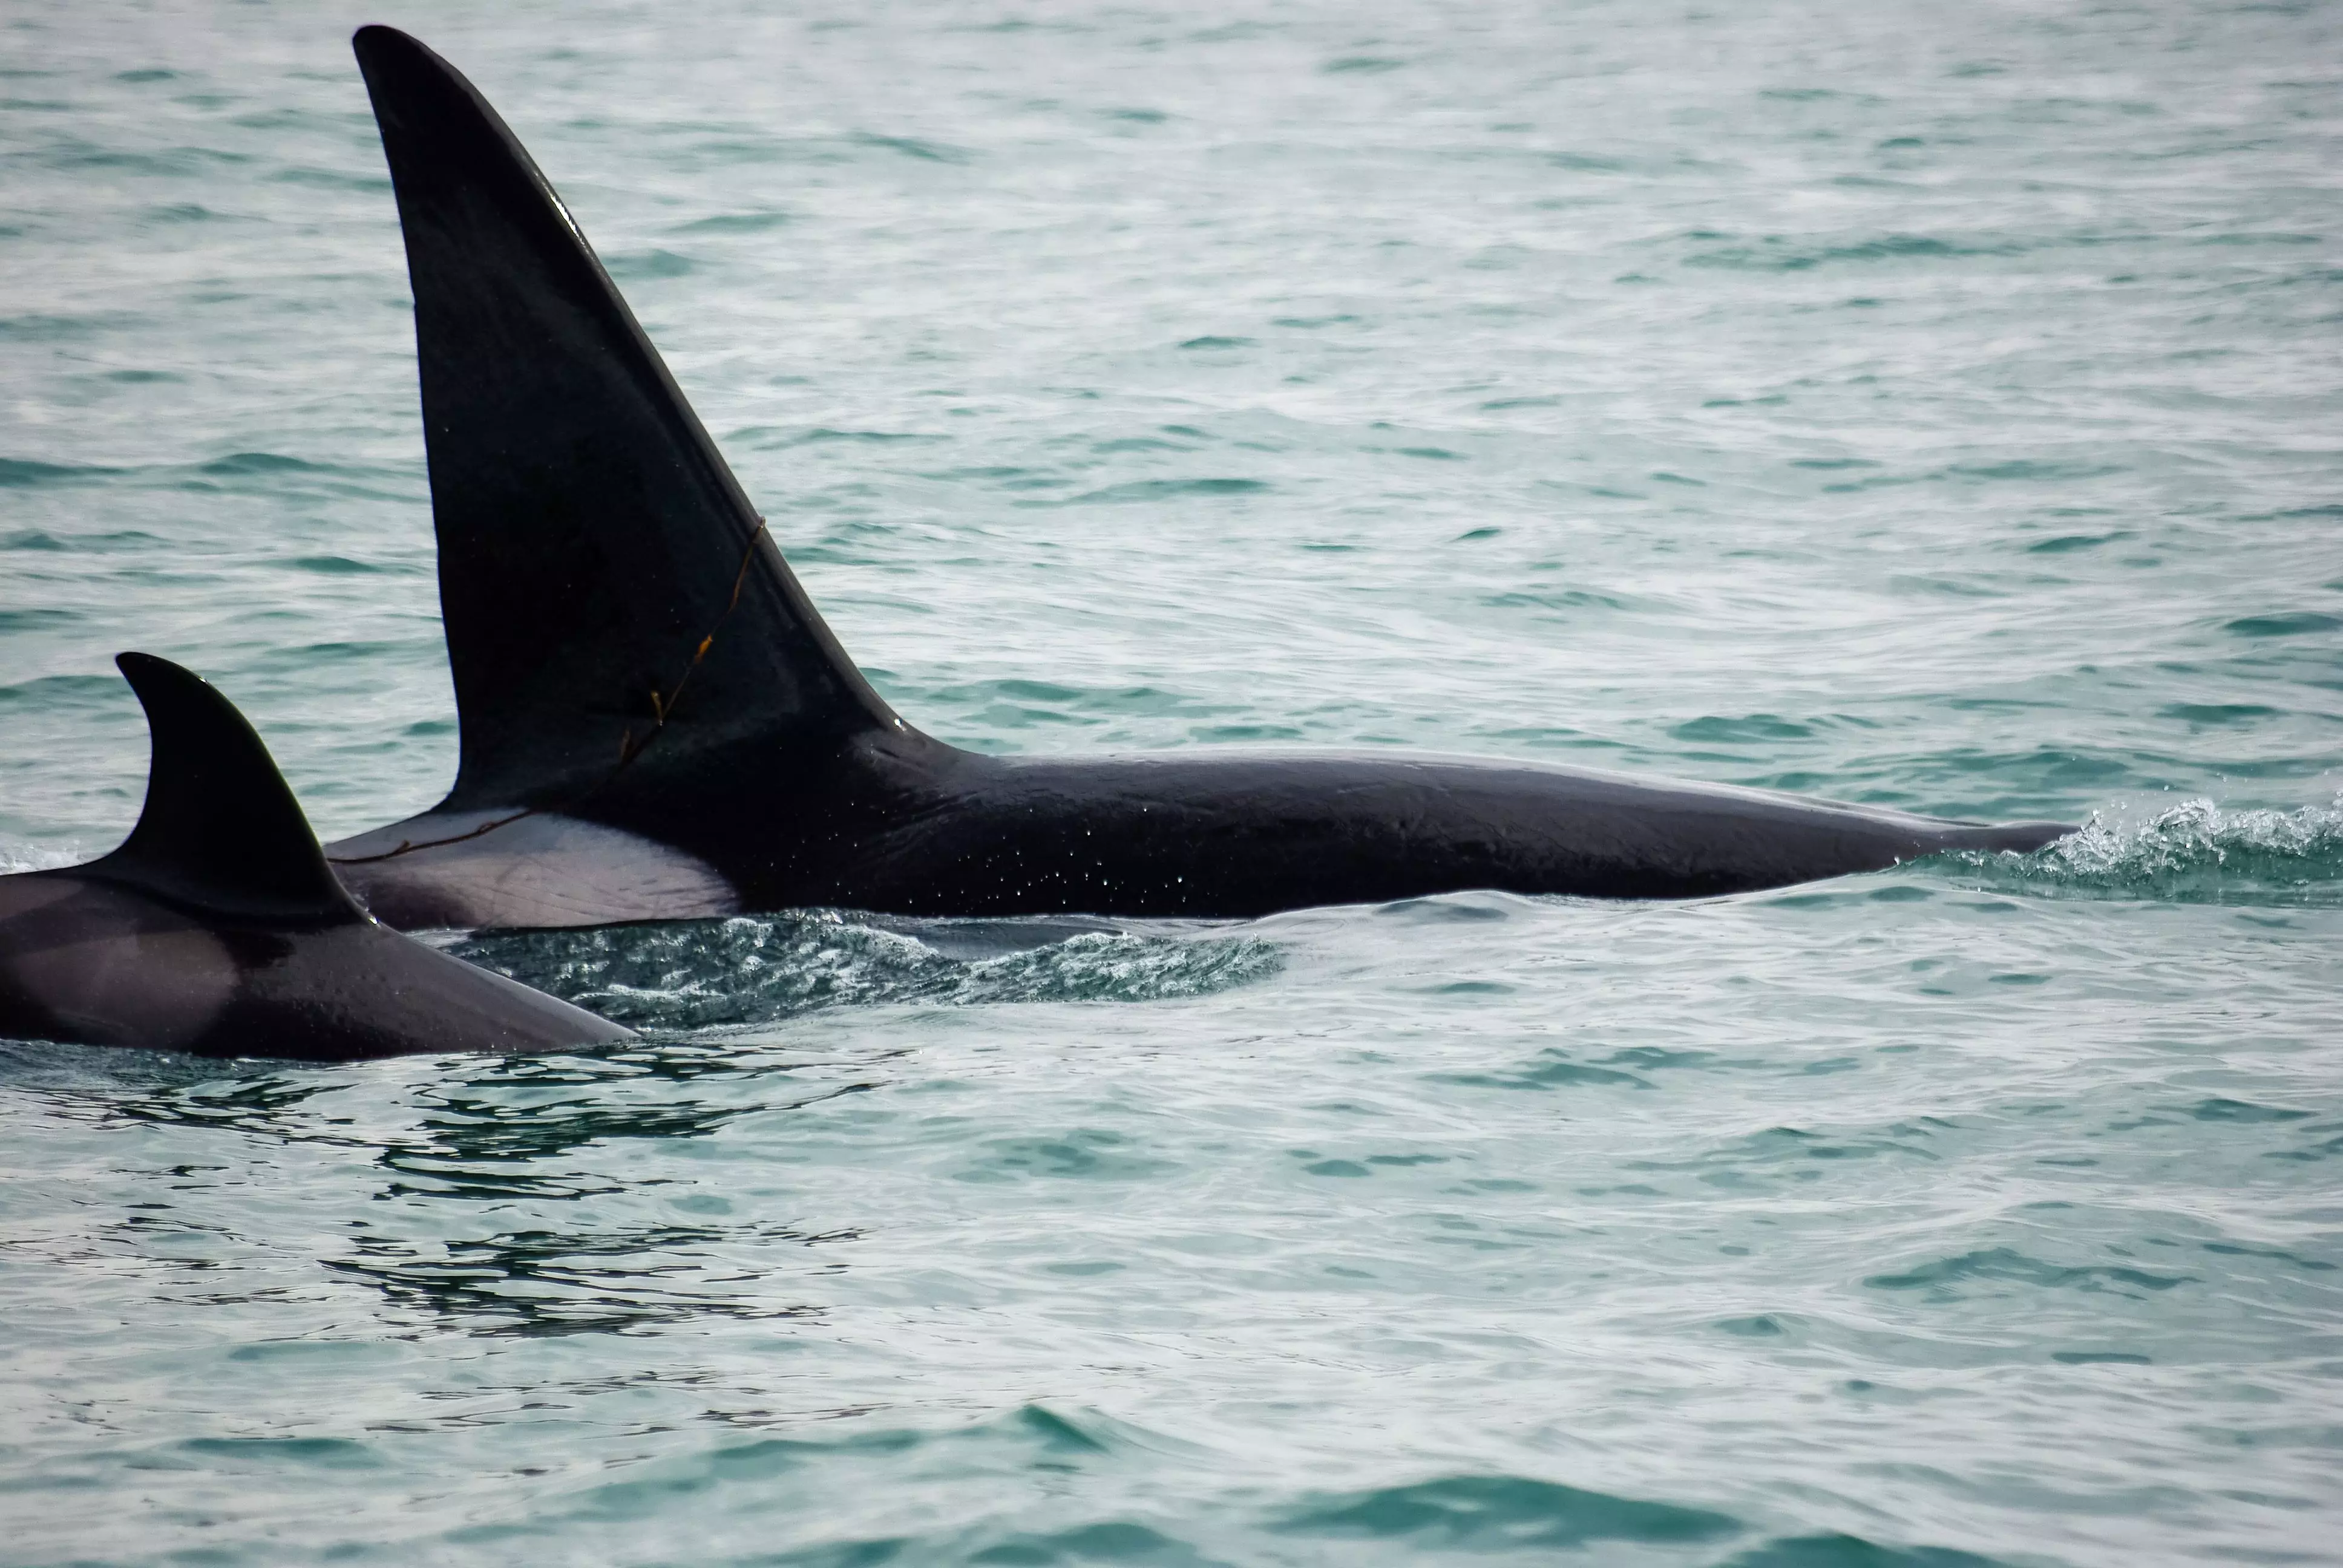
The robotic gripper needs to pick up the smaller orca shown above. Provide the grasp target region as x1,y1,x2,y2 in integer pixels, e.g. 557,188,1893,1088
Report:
0,654,632,1061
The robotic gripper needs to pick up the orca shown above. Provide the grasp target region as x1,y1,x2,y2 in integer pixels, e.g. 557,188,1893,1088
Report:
324,26,2073,932
0,653,632,1060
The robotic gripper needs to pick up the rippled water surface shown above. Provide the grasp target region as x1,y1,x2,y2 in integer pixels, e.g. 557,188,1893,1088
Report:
4,2,2341,1563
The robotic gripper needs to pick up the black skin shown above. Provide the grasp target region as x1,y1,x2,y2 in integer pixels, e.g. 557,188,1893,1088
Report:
339,733,2071,931
766,740,2070,916
327,29,2073,933
0,656,632,1060
0,875,629,1060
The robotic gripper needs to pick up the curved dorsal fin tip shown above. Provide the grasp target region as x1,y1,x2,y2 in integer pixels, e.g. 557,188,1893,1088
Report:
94,653,362,924
351,25,456,86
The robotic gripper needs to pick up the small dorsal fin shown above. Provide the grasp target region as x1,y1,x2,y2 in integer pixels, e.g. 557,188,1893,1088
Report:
89,655,363,924
350,25,901,817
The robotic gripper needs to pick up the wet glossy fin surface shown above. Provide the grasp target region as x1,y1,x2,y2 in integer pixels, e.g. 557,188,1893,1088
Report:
89,654,362,925
352,25,897,817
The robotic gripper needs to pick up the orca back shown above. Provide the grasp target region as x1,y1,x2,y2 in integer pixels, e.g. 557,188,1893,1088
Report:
325,28,2078,930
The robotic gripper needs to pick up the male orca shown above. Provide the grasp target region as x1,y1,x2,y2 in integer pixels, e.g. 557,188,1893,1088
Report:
0,654,632,1060
324,27,2072,932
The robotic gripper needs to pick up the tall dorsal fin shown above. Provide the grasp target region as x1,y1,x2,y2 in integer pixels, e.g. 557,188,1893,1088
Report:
351,25,900,815
89,655,364,924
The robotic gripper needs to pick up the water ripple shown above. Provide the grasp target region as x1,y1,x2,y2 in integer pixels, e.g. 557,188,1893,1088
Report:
4,0,2342,1562
453,913,1283,1031
1957,794,2343,905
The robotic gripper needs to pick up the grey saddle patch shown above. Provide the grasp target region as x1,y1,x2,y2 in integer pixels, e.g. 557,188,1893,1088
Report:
327,811,739,932
0,880,237,1051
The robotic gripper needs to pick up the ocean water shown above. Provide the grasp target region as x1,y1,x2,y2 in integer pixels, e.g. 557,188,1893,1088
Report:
2,0,2341,1562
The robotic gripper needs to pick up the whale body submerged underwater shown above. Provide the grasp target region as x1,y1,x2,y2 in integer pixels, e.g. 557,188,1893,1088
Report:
0,655,631,1059
324,26,2074,932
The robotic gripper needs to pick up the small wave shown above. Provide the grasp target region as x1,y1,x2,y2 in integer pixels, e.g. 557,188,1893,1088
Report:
1273,1474,1740,1551
0,842,87,875
1066,477,1271,504
675,210,791,234
1726,1533,2009,1567
454,911,1282,1030
195,451,332,477
325,1219,845,1336
1951,795,2343,906
846,130,969,164
1865,1246,2192,1299
603,248,695,281
1683,233,2015,271
0,456,119,487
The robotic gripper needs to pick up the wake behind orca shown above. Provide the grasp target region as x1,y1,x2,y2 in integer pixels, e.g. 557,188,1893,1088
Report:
0,655,630,1060
325,27,2072,932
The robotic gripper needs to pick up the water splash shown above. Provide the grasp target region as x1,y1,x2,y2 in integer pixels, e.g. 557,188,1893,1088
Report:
453,911,1283,1030
0,842,86,874
1952,794,2343,905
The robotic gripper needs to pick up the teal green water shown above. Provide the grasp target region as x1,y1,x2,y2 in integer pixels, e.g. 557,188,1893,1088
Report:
3,2,2341,1563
